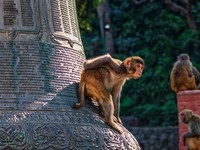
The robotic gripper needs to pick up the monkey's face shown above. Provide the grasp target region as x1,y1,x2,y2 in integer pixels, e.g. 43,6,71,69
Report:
180,113,188,124
180,109,193,124
129,63,144,79
123,57,144,79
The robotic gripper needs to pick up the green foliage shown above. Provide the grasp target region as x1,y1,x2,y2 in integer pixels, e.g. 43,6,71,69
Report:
77,0,200,126
76,0,105,56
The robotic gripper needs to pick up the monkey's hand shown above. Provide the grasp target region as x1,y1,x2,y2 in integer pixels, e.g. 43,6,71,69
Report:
183,133,187,146
117,117,122,124
83,61,87,69
112,116,122,124
113,116,118,123
73,102,83,109
187,69,193,78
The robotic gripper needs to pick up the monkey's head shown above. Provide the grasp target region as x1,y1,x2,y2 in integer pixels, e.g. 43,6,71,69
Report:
123,56,144,79
180,109,193,124
177,53,190,61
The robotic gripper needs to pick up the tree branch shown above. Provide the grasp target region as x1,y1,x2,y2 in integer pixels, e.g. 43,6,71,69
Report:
164,0,187,16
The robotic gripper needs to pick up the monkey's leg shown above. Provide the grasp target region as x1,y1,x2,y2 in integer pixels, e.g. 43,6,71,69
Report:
112,84,123,124
73,78,86,109
98,99,106,116
102,95,123,134
98,99,119,123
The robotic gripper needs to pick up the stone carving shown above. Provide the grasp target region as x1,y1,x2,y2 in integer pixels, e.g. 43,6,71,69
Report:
0,0,140,149
33,124,67,149
20,0,34,27
70,126,100,149
3,0,18,26
0,125,26,149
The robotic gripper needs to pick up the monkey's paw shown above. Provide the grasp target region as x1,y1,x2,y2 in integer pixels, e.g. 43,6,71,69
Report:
72,102,83,109
182,133,187,146
83,61,87,68
113,116,118,123
117,117,122,124
113,116,122,124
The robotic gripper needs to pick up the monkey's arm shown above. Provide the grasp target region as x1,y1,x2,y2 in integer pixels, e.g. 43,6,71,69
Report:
186,67,194,78
111,81,125,124
170,71,178,93
84,54,123,73
192,67,200,87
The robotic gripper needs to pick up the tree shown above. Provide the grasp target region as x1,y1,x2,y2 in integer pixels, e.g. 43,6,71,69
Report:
132,0,197,31
77,0,200,126
97,1,115,54
76,0,114,55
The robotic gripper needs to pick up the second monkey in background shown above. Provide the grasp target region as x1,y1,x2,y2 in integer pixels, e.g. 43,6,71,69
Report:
170,53,200,93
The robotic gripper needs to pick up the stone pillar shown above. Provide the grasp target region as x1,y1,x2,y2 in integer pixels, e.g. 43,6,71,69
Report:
177,90,200,150
0,0,140,149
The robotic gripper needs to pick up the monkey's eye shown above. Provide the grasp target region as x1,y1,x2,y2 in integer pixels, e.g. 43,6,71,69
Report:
135,64,143,69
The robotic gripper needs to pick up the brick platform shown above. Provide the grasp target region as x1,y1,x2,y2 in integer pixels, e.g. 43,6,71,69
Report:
177,90,200,150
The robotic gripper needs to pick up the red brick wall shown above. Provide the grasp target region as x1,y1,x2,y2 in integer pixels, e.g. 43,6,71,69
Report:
177,90,200,150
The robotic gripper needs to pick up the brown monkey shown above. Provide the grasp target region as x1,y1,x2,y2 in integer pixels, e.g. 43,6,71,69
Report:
84,53,144,77
73,55,144,133
170,53,197,93
180,109,200,148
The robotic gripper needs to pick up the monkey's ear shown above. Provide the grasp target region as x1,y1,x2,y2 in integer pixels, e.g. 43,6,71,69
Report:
124,58,131,68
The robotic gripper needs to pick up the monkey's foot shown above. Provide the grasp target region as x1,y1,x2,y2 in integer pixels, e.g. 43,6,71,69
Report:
113,116,118,123
117,127,124,134
72,102,83,109
106,120,124,134
114,124,124,134
113,117,122,124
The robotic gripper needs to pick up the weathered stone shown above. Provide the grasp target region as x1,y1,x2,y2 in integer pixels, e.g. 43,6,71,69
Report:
0,0,140,149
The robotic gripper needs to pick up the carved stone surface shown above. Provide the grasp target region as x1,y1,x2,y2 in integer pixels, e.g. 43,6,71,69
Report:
0,0,140,149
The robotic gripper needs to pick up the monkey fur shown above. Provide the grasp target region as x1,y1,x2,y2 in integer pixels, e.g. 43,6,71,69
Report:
84,53,144,76
180,109,200,148
187,137,200,150
170,53,200,93
73,55,144,133
192,67,200,89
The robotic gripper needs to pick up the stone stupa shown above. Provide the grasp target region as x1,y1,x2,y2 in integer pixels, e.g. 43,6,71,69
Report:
0,0,140,149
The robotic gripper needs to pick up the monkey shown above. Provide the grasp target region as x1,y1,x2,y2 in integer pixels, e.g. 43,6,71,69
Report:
73,55,144,133
170,53,198,93
84,53,144,76
180,109,200,149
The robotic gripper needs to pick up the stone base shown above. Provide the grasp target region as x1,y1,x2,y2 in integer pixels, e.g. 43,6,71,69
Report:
0,112,139,149
0,41,140,149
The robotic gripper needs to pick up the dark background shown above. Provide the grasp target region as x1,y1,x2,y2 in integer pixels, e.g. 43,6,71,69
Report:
76,0,200,127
